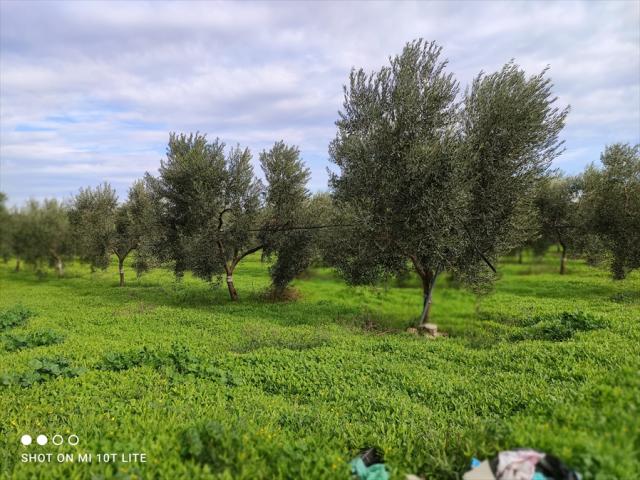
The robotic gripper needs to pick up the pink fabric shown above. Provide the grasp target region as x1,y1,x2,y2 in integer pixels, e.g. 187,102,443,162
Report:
496,450,545,480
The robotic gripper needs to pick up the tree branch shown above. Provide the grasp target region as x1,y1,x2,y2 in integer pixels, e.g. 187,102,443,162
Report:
218,208,232,231
461,223,497,273
232,244,264,269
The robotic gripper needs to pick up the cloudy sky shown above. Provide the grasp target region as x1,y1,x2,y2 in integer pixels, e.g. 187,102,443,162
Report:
1,0,638,206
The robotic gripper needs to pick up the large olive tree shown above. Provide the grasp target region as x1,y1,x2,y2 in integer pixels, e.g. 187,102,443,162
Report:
329,39,568,326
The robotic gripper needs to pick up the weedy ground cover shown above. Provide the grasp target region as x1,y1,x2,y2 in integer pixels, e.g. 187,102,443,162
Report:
0,251,638,479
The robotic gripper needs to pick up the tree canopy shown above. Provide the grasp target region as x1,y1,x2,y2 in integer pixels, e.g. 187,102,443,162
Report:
145,134,313,299
579,143,640,279
329,39,569,325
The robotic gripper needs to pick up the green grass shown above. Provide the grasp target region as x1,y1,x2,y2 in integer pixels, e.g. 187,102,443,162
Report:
0,252,638,479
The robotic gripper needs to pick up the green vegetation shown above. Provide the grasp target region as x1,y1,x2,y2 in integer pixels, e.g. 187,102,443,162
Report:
3,329,65,352
1,251,638,479
0,305,34,331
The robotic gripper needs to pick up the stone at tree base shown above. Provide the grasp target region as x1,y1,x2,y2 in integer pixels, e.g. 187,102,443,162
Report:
406,327,418,335
417,323,438,336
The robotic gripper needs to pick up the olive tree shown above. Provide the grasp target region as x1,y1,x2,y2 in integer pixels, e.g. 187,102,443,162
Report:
70,182,150,285
40,199,72,276
145,134,313,300
69,183,118,272
329,39,568,326
259,141,313,296
112,181,153,286
534,175,579,274
145,133,262,300
6,199,71,275
306,192,338,267
0,193,12,263
579,143,640,279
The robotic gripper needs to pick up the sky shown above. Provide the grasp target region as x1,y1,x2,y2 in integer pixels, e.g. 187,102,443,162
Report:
1,0,639,207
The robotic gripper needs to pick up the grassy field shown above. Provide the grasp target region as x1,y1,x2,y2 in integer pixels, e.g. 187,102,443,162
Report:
0,252,638,479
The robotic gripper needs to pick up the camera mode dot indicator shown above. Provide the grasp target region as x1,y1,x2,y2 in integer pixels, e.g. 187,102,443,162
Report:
20,434,32,446
36,434,48,445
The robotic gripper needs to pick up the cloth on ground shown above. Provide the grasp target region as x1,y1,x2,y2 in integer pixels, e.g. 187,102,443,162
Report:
495,449,545,480
463,449,582,480
349,457,390,480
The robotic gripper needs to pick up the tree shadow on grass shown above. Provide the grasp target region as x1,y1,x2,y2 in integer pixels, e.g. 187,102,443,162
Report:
0,267,371,330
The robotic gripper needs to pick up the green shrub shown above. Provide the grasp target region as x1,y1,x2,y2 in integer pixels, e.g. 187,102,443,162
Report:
96,347,161,371
97,344,241,386
511,311,607,341
1,357,85,388
181,420,318,478
0,305,33,331
3,329,64,351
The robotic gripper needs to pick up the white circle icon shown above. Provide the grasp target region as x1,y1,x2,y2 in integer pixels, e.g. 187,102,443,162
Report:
36,435,48,445
52,435,64,446
20,435,32,446
68,435,79,446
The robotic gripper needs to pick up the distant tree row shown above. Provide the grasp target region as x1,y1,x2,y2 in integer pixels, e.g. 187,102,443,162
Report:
0,39,638,326
0,140,318,297
518,143,640,278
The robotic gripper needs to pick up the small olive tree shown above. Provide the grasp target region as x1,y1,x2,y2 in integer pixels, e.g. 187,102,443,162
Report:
40,199,73,276
259,141,313,296
145,134,314,300
69,183,118,272
329,39,568,326
6,199,71,276
534,175,579,274
579,143,640,279
70,182,150,285
0,193,12,263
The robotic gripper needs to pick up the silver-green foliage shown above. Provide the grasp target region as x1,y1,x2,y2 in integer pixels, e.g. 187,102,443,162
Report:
145,135,313,299
9,198,71,275
329,39,569,323
534,175,580,274
70,181,152,284
579,143,640,279
259,141,313,293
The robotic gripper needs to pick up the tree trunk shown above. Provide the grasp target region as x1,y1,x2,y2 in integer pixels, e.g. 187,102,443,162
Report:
559,244,567,275
418,269,439,326
55,258,64,277
518,250,523,264
118,257,125,287
612,254,625,280
15,259,20,272
225,268,238,301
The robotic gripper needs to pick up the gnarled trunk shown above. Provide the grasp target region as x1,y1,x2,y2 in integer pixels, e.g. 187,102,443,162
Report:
118,257,125,287
410,256,440,326
418,269,438,326
225,267,238,301
55,258,64,277
15,258,20,272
